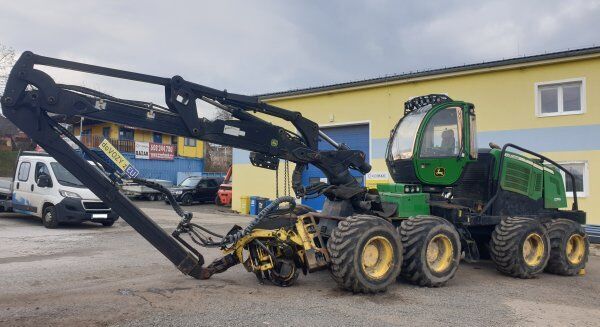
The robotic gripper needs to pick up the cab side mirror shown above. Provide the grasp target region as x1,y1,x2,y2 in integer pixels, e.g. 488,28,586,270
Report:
37,174,52,188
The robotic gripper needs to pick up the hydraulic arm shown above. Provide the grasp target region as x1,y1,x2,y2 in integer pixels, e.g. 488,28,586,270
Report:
1,51,371,279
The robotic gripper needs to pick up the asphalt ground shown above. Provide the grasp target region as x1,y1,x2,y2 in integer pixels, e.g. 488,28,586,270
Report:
1,200,599,326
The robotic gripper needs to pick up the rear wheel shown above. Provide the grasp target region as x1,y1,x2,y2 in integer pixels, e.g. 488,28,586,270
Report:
327,215,402,293
399,216,461,287
490,217,550,278
42,206,59,229
545,219,589,276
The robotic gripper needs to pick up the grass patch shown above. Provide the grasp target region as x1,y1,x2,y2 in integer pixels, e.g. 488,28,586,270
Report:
0,151,19,177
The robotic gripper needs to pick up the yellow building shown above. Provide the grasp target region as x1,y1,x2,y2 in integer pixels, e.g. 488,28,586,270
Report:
73,121,204,159
232,46,600,225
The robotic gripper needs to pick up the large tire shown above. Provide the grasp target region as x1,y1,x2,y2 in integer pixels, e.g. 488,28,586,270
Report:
42,206,59,229
545,219,589,276
399,216,461,287
490,217,550,278
327,215,402,293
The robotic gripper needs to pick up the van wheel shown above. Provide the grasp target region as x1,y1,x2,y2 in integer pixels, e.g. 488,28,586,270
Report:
102,220,115,227
42,206,59,229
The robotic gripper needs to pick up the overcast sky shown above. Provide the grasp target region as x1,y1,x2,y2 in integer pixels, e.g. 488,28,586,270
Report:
1,0,599,106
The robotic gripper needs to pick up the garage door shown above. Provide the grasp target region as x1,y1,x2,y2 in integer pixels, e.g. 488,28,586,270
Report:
302,123,370,210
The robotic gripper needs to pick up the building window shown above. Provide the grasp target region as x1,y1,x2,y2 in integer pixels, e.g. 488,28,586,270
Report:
184,137,197,147
153,132,162,144
560,161,588,198
535,78,585,117
171,135,178,145
102,127,111,138
119,127,135,141
81,128,91,136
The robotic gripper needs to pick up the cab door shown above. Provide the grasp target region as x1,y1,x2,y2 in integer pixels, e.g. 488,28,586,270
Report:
29,161,55,216
414,105,470,185
12,160,36,214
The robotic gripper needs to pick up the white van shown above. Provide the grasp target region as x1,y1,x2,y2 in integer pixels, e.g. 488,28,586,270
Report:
0,152,119,228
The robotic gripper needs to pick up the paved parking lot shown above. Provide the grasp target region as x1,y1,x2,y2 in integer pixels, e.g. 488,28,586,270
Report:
1,201,600,326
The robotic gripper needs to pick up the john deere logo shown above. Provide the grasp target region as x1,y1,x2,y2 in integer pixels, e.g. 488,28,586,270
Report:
270,139,279,147
434,167,446,177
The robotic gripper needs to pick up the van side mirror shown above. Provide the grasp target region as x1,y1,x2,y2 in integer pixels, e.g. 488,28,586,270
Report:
37,174,52,188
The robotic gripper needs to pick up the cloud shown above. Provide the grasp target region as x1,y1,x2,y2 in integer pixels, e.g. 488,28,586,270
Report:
0,0,598,105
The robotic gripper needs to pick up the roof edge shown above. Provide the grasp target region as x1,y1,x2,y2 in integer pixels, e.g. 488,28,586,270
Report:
259,46,600,101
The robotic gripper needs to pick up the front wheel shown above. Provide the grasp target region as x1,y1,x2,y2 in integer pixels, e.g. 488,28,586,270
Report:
180,194,193,206
42,206,59,229
101,220,115,227
398,216,461,287
327,215,402,293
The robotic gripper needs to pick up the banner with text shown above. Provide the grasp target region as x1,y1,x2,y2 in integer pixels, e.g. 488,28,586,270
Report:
135,142,175,160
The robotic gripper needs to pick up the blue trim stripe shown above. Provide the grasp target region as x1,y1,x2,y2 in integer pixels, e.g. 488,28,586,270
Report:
477,125,600,152
234,125,600,164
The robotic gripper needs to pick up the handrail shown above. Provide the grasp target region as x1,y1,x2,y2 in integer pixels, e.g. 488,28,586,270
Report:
480,143,578,215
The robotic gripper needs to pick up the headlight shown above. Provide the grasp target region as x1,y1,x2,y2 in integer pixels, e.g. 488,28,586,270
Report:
172,190,182,195
404,186,410,193
59,189,81,198
415,186,421,192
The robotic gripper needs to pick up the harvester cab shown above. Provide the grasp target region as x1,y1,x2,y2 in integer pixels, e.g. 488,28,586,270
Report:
386,94,477,186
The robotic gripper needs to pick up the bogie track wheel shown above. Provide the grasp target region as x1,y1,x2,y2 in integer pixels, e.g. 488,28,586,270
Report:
545,219,589,276
399,216,461,287
327,215,402,293
490,217,550,278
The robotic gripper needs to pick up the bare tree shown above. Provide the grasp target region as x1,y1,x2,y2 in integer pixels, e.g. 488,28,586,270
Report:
202,106,233,172
0,44,16,98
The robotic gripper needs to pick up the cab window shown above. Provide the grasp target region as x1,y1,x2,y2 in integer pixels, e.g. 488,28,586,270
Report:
17,162,31,181
35,162,52,187
419,107,462,158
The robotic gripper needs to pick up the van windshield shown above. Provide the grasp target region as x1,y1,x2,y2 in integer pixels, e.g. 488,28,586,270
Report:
50,162,106,188
51,162,85,187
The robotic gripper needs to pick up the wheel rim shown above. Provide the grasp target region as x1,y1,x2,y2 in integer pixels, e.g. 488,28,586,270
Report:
426,234,454,273
522,233,545,267
45,211,53,222
566,234,585,265
361,236,394,280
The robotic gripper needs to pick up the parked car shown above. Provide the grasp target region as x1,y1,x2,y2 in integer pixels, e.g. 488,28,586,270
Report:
0,151,119,228
121,179,173,201
166,176,224,205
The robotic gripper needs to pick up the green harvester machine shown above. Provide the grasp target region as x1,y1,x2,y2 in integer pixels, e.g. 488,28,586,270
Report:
375,94,588,287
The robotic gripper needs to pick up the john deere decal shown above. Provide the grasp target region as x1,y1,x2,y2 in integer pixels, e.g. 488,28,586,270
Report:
434,167,446,177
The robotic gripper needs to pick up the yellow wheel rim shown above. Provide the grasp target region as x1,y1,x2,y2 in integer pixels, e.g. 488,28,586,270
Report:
426,234,454,273
361,236,394,280
566,234,585,265
522,233,545,267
